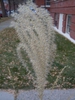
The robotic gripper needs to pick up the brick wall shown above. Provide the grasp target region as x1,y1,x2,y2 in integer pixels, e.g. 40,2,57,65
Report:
35,0,45,6
34,0,50,11
50,0,75,40
34,0,75,40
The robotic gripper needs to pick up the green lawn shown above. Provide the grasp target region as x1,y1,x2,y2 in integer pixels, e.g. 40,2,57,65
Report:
47,33,75,89
0,28,75,89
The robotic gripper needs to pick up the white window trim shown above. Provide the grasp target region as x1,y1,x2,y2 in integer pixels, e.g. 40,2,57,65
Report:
54,27,75,44
40,5,45,8
40,5,50,8
45,5,50,7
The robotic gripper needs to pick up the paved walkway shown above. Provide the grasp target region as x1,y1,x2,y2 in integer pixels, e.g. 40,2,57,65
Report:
0,89,75,100
0,19,13,31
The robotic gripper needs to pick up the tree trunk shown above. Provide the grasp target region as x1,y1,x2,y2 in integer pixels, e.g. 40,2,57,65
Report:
0,0,7,17
8,0,11,15
13,0,15,12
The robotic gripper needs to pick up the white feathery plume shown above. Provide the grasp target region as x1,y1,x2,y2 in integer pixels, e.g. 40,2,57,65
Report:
11,2,56,100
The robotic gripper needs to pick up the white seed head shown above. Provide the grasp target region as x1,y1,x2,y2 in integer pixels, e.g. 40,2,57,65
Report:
11,2,56,100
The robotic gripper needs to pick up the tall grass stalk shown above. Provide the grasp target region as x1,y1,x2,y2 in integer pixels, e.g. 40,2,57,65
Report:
11,2,56,100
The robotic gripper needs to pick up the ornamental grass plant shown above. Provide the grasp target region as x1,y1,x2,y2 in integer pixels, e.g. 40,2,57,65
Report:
11,1,56,100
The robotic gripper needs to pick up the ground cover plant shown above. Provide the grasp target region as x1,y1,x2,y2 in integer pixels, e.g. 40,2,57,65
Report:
0,28,75,90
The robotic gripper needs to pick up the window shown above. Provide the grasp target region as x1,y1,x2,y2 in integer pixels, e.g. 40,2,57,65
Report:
66,15,71,34
54,0,57,1
54,13,59,28
33,0,35,2
45,0,50,7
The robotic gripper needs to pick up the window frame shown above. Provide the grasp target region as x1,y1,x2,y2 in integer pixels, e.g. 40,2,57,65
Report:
45,0,50,7
54,13,59,28
66,14,72,34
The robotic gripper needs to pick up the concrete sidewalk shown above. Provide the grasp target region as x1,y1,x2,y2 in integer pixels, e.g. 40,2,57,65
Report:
0,19,13,31
0,89,75,100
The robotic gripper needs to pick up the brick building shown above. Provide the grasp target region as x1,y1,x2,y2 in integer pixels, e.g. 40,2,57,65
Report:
34,0,50,11
34,0,75,40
